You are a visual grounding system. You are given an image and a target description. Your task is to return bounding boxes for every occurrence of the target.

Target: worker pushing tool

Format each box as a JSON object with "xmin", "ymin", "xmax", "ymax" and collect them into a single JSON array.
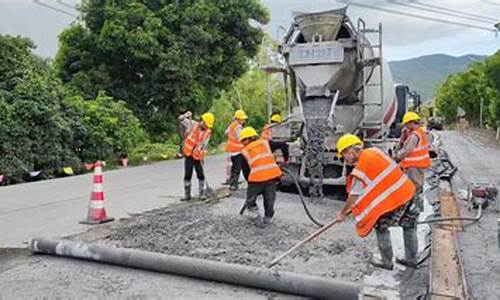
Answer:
[
  {"xmin": 181, "ymin": 112, "xmax": 215, "ymax": 201},
  {"xmin": 393, "ymin": 112, "xmax": 431, "ymax": 213},
  {"xmin": 334, "ymin": 134, "xmax": 417, "ymax": 270},
  {"xmin": 261, "ymin": 114, "xmax": 290, "ymax": 164},
  {"xmin": 225, "ymin": 109, "xmax": 248, "ymax": 191},
  {"xmin": 239, "ymin": 127, "xmax": 282, "ymax": 227}
]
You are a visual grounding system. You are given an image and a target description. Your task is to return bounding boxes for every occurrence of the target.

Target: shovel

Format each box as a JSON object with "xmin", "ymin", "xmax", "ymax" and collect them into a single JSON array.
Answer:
[
  {"xmin": 201, "ymin": 160, "xmax": 216, "ymax": 199},
  {"xmin": 266, "ymin": 211, "xmax": 350, "ymax": 268}
]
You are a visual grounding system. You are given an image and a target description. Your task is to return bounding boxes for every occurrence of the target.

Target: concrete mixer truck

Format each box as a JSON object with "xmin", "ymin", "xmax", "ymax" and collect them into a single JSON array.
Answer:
[{"xmin": 266, "ymin": 7, "xmax": 407, "ymax": 197}]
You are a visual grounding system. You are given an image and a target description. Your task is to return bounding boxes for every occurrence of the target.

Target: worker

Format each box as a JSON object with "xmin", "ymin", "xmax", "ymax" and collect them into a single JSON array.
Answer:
[
  {"xmin": 225, "ymin": 109, "xmax": 248, "ymax": 191},
  {"xmin": 334, "ymin": 134, "xmax": 418, "ymax": 270},
  {"xmin": 177, "ymin": 110, "xmax": 194, "ymax": 158},
  {"xmin": 261, "ymin": 114, "xmax": 282, "ymax": 140},
  {"xmin": 261, "ymin": 114, "xmax": 290, "ymax": 164},
  {"xmin": 181, "ymin": 112, "xmax": 215, "ymax": 201},
  {"xmin": 239, "ymin": 127, "xmax": 282, "ymax": 226},
  {"xmin": 393, "ymin": 112, "xmax": 431, "ymax": 212}
]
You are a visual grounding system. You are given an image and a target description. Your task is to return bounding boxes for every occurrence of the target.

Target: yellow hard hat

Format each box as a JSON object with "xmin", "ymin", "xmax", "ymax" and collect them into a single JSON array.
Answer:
[
  {"xmin": 201, "ymin": 112, "xmax": 215, "ymax": 129},
  {"xmin": 336, "ymin": 134, "xmax": 363, "ymax": 158},
  {"xmin": 239, "ymin": 127, "xmax": 258, "ymax": 141},
  {"xmin": 271, "ymin": 114, "xmax": 282, "ymax": 123},
  {"xmin": 402, "ymin": 112, "xmax": 420, "ymax": 125},
  {"xmin": 234, "ymin": 109, "xmax": 248, "ymax": 120}
]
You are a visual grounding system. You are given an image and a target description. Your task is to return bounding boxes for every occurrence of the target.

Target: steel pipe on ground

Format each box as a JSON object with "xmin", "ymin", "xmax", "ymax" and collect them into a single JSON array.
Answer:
[{"xmin": 29, "ymin": 238, "xmax": 361, "ymax": 299}]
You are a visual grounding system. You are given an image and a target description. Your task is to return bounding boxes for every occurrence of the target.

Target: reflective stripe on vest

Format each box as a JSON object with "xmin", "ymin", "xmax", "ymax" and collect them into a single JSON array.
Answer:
[
  {"xmin": 261, "ymin": 124, "xmax": 271, "ymax": 140},
  {"xmin": 183, "ymin": 123, "xmax": 211, "ymax": 160},
  {"xmin": 349, "ymin": 148, "xmax": 416, "ymax": 237},
  {"xmin": 241, "ymin": 139, "xmax": 282, "ymax": 182},
  {"xmin": 225, "ymin": 121, "xmax": 244, "ymax": 153},
  {"xmin": 400, "ymin": 127, "xmax": 431, "ymax": 169}
]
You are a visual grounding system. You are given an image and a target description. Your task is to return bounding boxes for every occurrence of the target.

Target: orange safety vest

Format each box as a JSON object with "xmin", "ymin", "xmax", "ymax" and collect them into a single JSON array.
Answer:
[
  {"xmin": 400, "ymin": 127, "xmax": 431, "ymax": 169},
  {"xmin": 346, "ymin": 148, "xmax": 415, "ymax": 238},
  {"xmin": 241, "ymin": 139, "xmax": 282, "ymax": 183},
  {"xmin": 261, "ymin": 124, "xmax": 271, "ymax": 140},
  {"xmin": 183, "ymin": 123, "xmax": 211, "ymax": 160},
  {"xmin": 225, "ymin": 120, "xmax": 244, "ymax": 153}
]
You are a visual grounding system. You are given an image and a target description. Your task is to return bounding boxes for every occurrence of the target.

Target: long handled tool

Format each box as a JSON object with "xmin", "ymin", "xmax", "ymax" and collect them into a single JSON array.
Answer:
[
  {"xmin": 200, "ymin": 160, "xmax": 216, "ymax": 199},
  {"xmin": 267, "ymin": 216, "xmax": 345, "ymax": 268}
]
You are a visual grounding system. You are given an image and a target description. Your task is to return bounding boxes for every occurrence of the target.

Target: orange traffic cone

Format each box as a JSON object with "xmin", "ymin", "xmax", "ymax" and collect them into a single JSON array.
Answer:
[{"xmin": 80, "ymin": 161, "xmax": 114, "ymax": 225}]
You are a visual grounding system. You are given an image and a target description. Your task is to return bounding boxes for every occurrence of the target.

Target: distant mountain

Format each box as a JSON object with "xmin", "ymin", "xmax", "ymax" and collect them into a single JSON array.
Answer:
[{"xmin": 389, "ymin": 54, "xmax": 487, "ymax": 100}]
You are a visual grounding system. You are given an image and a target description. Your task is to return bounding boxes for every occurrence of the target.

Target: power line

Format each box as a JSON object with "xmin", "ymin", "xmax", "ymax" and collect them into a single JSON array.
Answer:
[
  {"xmin": 33, "ymin": 0, "xmax": 78, "ymax": 18},
  {"xmin": 388, "ymin": 0, "xmax": 493, "ymax": 24},
  {"xmin": 341, "ymin": 1, "xmax": 497, "ymax": 33},
  {"xmin": 413, "ymin": 0, "xmax": 498, "ymax": 22}
]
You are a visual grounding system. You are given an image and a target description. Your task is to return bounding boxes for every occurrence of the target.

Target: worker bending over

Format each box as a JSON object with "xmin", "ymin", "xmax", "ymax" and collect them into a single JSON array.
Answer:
[
  {"xmin": 240, "ymin": 127, "xmax": 282, "ymax": 226},
  {"xmin": 335, "ymin": 134, "xmax": 418, "ymax": 270},
  {"xmin": 393, "ymin": 112, "xmax": 431, "ymax": 212},
  {"xmin": 225, "ymin": 109, "xmax": 248, "ymax": 191},
  {"xmin": 261, "ymin": 114, "xmax": 290, "ymax": 163},
  {"xmin": 181, "ymin": 113, "xmax": 215, "ymax": 201}
]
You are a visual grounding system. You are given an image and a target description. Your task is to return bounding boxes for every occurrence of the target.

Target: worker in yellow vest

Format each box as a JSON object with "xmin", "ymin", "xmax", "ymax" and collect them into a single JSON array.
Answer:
[
  {"xmin": 181, "ymin": 113, "xmax": 215, "ymax": 201},
  {"xmin": 335, "ymin": 134, "xmax": 418, "ymax": 270},
  {"xmin": 225, "ymin": 109, "xmax": 248, "ymax": 191},
  {"xmin": 240, "ymin": 127, "xmax": 282, "ymax": 227},
  {"xmin": 261, "ymin": 114, "xmax": 289, "ymax": 164},
  {"xmin": 393, "ymin": 112, "xmax": 431, "ymax": 213}
]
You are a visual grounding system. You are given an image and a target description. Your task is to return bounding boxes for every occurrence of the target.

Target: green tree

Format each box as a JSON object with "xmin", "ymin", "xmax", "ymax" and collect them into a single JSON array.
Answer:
[
  {"xmin": 55, "ymin": 0, "xmax": 269, "ymax": 140},
  {"xmin": 64, "ymin": 92, "xmax": 147, "ymax": 161},
  {"xmin": 0, "ymin": 35, "xmax": 80, "ymax": 182},
  {"xmin": 209, "ymin": 65, "xmax": 286, "ymax": 144}
]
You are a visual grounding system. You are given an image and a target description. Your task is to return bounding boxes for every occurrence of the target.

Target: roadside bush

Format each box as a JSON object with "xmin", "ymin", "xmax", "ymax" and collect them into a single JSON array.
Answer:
[{"xmin": 64, "ymin": 92, "xmax": 147, "ymax": 162}]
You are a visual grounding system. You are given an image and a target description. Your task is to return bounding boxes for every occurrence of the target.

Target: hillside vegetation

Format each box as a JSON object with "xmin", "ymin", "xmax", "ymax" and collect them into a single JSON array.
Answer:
[
  {"xmin": 434, "ymin": 51, "xmax": 500, "ymax": 126},
  {"xmin": 390, "ymin": 54, "xmax": 486, "ymax": 100}
]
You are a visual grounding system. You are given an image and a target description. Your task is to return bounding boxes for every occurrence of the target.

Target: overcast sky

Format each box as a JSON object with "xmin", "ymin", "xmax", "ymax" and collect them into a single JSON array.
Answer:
[{"xmin": 0, "ymin": 0, "xmax": 498, "ymax": 61}]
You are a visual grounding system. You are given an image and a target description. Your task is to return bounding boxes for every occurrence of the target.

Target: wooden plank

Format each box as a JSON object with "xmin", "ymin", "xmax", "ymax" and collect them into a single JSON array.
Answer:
[
  {"xmin": 429, "ymin": 228, "xmax": 466, "ymax": 299},
  {"xmin": 438, "ymin": 182, "xmax": 463, "ymax": 231}
]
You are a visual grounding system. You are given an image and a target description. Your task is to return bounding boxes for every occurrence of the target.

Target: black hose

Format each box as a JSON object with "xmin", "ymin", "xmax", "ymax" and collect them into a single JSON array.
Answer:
[
  {"xmin": 282, "ymin": 168, "xmax": 325, "ymax": 227},
  {"xmin": 418, "ymin": 204, "xmax": 483, "ymax": 225}
]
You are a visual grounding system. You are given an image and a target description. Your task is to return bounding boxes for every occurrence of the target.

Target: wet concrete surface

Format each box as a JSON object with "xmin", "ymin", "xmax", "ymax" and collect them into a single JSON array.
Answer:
[
  {"xmin": 440, "ymin": 131, "xmax": 500, "ymax": 300},
  {"xmin": 0, "ymin": 186, "xmax": 432, "ymax": 299}
]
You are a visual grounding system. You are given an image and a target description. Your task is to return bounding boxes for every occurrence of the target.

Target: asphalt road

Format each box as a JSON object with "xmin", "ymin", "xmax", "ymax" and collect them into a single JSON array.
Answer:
[
  {"xmin": 0, "ymin": 155, "xmax": 227, "ymax": 247},
  {"xmin": 440, "ymin": 131, "xmax": 500, "ymax": 300}
]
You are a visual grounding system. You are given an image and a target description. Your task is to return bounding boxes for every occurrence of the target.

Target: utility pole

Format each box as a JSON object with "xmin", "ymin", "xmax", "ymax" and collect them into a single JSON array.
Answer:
[{"xmin": 480, "ymin": 97, "xmax": 484, "ymax": 128}]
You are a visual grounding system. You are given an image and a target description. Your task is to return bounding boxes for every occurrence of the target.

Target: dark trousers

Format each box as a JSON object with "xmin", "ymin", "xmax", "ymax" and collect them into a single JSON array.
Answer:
[
  {"xmin": 184, "ymin": 156, "xmax": 204, "ymax": 181},
  {"xmin": 269, "ymin": 140, "xmax": 289, "ymax": 162},
  {"xmin": 246, "ymin": 180, "xmax": 277, "ymax": 218},
  {"xmin": 229, "ymin": 154, "xmax": 242, "ymax": 186}
]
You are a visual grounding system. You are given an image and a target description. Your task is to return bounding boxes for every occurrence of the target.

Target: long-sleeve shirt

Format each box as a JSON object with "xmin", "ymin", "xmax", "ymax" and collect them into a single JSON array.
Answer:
[
  {"xmin": 394, "ymin": 132, "xmax": 424, "ymax": 190},
  {"xmin": 178, "ymin": 115, "xmax": 196, "ymax": 139}
]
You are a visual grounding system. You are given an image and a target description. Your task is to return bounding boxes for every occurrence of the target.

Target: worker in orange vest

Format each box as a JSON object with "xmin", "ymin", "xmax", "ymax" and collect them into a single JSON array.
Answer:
[
  {"xmin": 335, "ymin": 134, "xmax": 418, "ymax": 270},
  {"xmin": 261, "ymin": 114, "xmax": 289, "ymax": 164},
  {"xmin": 225, "ymin": 109, "xmax": 248, "ymax": 191},
  {"xmin": 181, "ymin": 113, "xmax": 215, "ymax": 201},
  {"xmin": 240, "ymin": 127, "xmax": 283, "ymax": 227},
  {"xmin": 394, "ymin": 112, "xmax": 431, "ymax": 214}
]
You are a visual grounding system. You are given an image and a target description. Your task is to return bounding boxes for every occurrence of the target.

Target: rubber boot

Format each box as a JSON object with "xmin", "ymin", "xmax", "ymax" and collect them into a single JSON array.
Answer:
[
  {"xmin": 263, "ymin": 216, "xmax": 272, "ymax": 225},
  {"xmin": 372, "ymin": 227, "xmax": 394, "ymax": 270},
  {"xmin": 198, "ymin": 180, "xmax": 207, "ymax": 200},
  {"xmin": 229, "ymin": 179, "xmax": 238, "ymax": 191},
  {"xmin": 180, "ymin": 180, "xmax": 191, "ymax": 201},
  {"xmin": 396, "ymin": 226, "xmax": 419, "ymax": 268}
]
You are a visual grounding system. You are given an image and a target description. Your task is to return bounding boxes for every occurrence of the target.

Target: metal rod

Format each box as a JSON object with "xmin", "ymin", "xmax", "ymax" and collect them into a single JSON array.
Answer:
[{"xmin": 29, "ymin": 238, "xmax": 361, "ymax": 299}]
